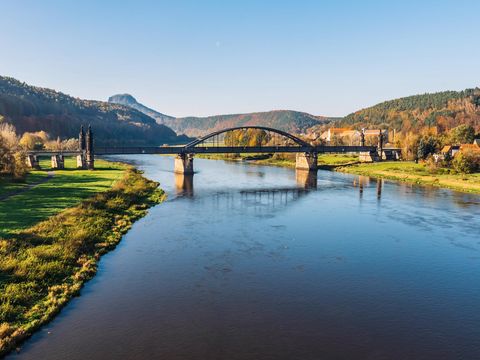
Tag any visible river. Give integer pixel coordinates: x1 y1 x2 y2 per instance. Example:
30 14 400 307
8 155 480 360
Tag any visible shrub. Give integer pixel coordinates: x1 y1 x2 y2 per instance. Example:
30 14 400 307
452 150 480 174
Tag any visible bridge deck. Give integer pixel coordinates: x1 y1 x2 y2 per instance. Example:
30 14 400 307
93 145 376 155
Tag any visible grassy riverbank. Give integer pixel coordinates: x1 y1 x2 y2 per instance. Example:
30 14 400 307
337 161 480 194
0 159 165 356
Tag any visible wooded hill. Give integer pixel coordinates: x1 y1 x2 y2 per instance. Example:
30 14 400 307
170 111 333 137
0 76 183 146
108 94 333 137
338 88 480 133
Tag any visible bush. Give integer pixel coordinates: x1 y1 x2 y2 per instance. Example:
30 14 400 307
452 150 480 174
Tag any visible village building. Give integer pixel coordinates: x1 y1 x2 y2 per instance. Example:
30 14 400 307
441 145 460 158
320 128 388 144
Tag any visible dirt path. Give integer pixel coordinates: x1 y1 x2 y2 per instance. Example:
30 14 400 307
0 171 55 201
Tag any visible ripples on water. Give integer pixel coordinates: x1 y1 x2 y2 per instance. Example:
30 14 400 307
9 156 480 360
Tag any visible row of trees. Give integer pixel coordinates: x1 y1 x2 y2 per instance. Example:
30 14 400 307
18 131 78 151
0 119 79 179
394 124 478 161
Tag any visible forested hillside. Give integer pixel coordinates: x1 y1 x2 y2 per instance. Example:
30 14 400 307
171 111 332 137
108 94 332 137
0 77 182 146
339 88 480 132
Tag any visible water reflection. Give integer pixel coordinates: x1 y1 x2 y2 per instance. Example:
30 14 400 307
376 178 383 200
174 173 194 197
295 170 317 189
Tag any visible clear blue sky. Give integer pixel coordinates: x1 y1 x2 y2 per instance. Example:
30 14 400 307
1 0 479 117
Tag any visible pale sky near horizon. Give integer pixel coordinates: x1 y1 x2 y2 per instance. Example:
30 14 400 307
1 0 479 118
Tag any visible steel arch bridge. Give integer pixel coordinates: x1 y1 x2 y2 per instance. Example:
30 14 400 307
184 125 312 149
27 125 380 174
93 125 375 155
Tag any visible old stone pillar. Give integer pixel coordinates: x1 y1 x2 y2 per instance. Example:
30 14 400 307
174 153 194 174
51 155 65 169
79 125 86 151
76 153 86 169
85 125 94 170
26 154 40 169
295 152 317 171
377 130 384 160
359 151 380 162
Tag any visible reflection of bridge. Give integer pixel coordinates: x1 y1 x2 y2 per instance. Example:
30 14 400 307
26 126 379 174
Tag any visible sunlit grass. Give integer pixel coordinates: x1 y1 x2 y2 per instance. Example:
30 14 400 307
0 157 125 237
339 161 480 193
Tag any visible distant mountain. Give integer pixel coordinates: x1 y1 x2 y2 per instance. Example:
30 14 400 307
108 93 333 137
338 88 480 133
168 111 332 137
0 76 184 146
108 94 175 124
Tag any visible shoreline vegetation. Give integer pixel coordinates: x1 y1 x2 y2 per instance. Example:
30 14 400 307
0 159 165 356
198 153 480 194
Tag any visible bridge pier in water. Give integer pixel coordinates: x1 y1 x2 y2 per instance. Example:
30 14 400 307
174 154 194 174
295 152 318 171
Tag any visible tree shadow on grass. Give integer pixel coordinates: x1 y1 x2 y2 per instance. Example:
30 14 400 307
0 173 119 238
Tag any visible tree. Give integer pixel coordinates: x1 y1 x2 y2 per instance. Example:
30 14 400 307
449 125 475 145
452 149 480 174
19 133 44 150
0 123 27 178
417 135 440 160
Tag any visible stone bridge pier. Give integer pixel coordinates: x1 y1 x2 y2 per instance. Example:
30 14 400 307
174 153 194 174
26 154 40 169
51 155 65 169
295 152 318 171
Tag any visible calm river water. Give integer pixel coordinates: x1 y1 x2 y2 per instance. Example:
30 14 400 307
8 155 480 360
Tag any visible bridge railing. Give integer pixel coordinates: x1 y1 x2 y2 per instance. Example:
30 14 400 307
93 145 377 155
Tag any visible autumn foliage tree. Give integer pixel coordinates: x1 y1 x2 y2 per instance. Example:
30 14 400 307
0 122 27 179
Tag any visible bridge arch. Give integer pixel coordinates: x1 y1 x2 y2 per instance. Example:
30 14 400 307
184 126 312 148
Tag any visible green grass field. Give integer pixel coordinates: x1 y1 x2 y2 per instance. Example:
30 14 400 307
0 157 125 237
0 172 49 198
338 161 480 194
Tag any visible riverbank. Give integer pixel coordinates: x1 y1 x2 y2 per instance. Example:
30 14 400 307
337 161 480 194
0 159 165 356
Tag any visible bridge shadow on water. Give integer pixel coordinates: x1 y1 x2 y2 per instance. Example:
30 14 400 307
174 170 318 198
